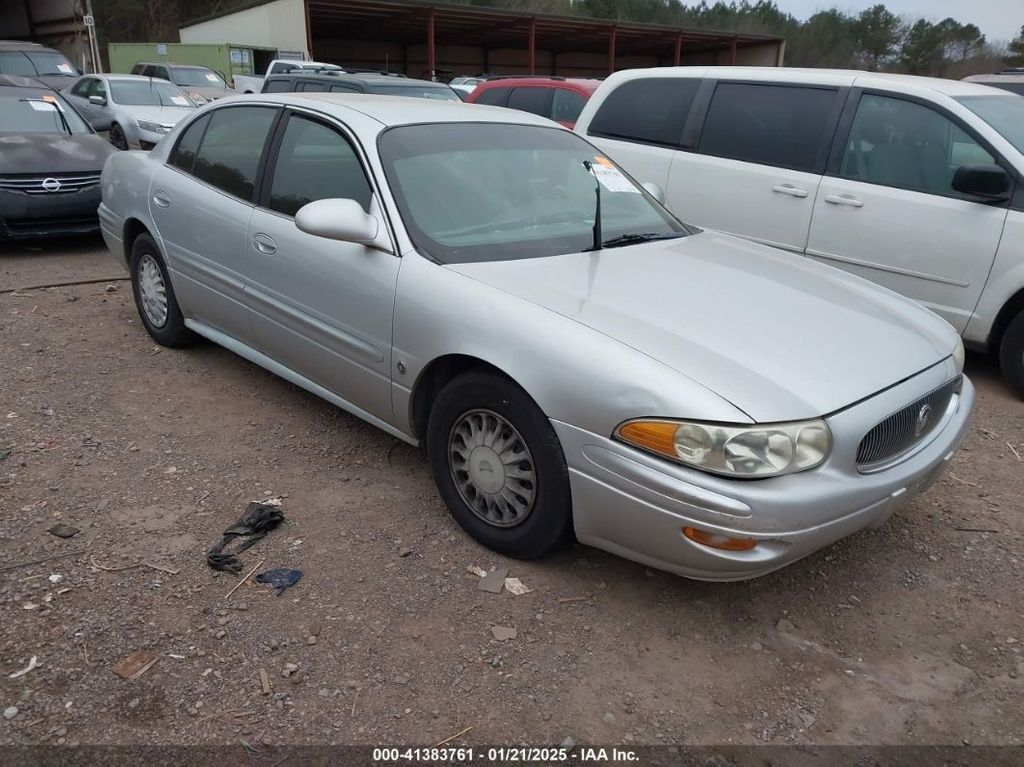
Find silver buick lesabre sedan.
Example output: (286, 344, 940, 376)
(98, 94, 974, 581)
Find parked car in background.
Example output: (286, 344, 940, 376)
(0, 40, 79, 90)
(468, 77, 599, 128)
(576, 67, 1024, 396)
(130, 61, 232, 104)
(963, 71, 1024, 96)
(98, 93, 971, 581)
(0, 75, 115, 239)
(262, 71, 460, 100)
(63, 74, 197, 150)
(449, 76, 484, 96)
(234, 59, 343, 93)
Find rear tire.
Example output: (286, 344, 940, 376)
(129, 233, 195, 348)
(427, 369, 574, 559)
(999, 311, 1024, 399)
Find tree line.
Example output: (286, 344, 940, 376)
(94, 0, 1024, 77)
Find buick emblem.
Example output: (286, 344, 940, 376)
(41, 177, 62, 192)
(914, 403, 932, 437)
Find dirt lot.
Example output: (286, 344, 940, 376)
(1, 236, 1023, 750)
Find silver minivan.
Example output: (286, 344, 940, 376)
(576, 67, 1024, 396)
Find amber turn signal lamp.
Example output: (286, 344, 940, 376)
(617, 420, 678, 458)
(683, 527, 758, 551)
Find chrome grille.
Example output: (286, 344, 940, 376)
(0, 172, 101, 195)
(857, 377, 961, 470)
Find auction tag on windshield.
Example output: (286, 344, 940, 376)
(57, 63, 74, 74)
(170, 96, 189, 106)
(27, 100, 57, 112)
(591, 156, 639, 193)
(41, 95, 65, 111)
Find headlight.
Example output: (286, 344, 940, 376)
(616, 418, 831, 478)
(952, 337, 965, 373)
(137, 119, 170, 134)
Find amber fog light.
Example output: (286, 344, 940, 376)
(683, 526, 757, 551)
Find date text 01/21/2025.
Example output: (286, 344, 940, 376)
(371, 746, 640, 762)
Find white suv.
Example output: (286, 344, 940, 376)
(575, 67, 1024, 396)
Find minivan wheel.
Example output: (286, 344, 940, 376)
(427, 370, 574, 559)
(129, 233, 195, 347)
(999, 311, 1024, 399)
(109, 123, 129, 150)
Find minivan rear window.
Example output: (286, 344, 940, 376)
(587, 77, 699, 147)
(697, 82, 838, 173)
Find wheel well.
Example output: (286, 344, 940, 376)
(990, 288, 1024, 351)
(122, 218, 150, 264)
(410, 355, 511, 441)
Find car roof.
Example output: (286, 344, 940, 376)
(97, 73, 176, 83)
(135, 61, 208, 69)
(478, 77, 600, 92)
(244, 92, 556, 127)
(266, 72, 446, 88)
(965, 73, 1024, 83)
(609, 66, 1003, 98)
(0, 40, 48, 50)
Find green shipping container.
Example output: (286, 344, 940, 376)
(107, 43, 278, 87)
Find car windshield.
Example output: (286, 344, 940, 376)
(381, 85, 461, 101)
(110, 80, 193, 107)
(0, 94, 89, 134)
(170, 67, 225, 88)
(379, 123, 687, 264)
(24, 51, 77, 76)
(956, 95, 1024, 154)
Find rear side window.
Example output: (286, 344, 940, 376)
(330, 84, 359, 92)
(0, 51, 37, 76)
(588, 77, 699, 147)
(130, 64, 144, 75)
(698, 83, 838, 173)
(475, 86, 510, 106)
(169, 114, 210, 173)
(552, 88, 588, 123)
(192, 106, 277, 200)
(263, 79, 292, 93)
(507, 87, 553, 117)
(297, 81, 328, 92)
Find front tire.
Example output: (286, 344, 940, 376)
(109, 122, 129, 150)
(129, 233, 195, 347)
(427, 370, 573, 559)
(999, 310, 1024, 399)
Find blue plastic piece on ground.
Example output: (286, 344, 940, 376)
(255, 568, 303, 595)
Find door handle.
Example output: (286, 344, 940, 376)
(772, 184, 809, 198)
(251, 233, 277, 255)
(824, 194, 864, 208)
(152, 191, 170, 208)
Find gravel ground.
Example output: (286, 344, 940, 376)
(1, 236, 1022, 749)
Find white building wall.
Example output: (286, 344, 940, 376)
(179, 0, 308, 58)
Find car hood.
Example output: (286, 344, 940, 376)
(121, 104, 195, 125)
(446, 231, 957, 422)
(0, 132, 115, 174)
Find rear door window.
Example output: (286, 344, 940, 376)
(587, 77, 699, 147)
(697, 82, 839, 173)
(263, 80, 292, 93)
(507, 87, 553, 117)
(475, 86, 511, 106)
(191, 106, 278, 200)
(169, 114, 210, 173)
(297, 81, 328, 92)
(552, 88, 588, 123)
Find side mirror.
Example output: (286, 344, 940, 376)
(295, 198, 390, 251)
(952, 164, 1010, 201)
(641, 181, 665, 204)
(88, 94, 107, 106)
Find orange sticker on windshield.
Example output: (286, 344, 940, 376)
(593, 156, 615, 168)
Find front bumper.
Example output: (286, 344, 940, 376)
(0, 186, 102, 240)
(558, 359, 974, 581)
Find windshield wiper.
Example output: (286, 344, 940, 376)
(581, 159, 602, 251)
(599, 232, 686, 249)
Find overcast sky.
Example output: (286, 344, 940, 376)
(776, 1, 1024, 43)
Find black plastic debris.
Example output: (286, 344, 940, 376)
(47, 523, 80, 539)
(255, 568, 303, 596)
(206, 502, 284, 573)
